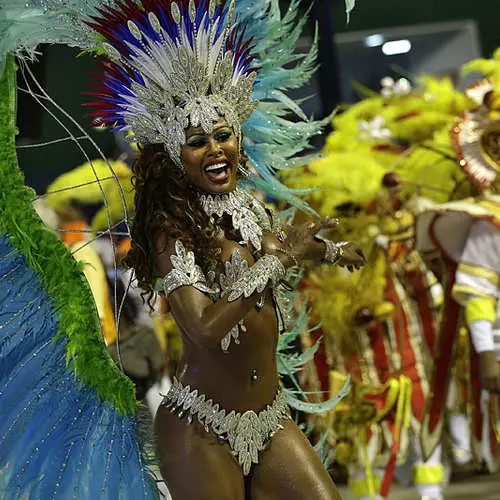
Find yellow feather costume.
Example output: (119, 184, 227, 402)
(47, 159, 134, 344)
(46, 158, 134, 232)
(289, 75, 469, 498)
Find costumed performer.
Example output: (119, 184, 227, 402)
(284, 74, 475, 499)
(92, 2, 365, 498)
(416, 52, 500, 471)
(291, 173, 443, 500)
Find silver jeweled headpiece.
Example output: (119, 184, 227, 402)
(86, 0, 258, 167)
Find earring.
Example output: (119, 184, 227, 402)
(238, 148, 250, 177)
(238, 162, 250, 177)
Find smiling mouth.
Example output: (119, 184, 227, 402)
(203, 162, 231, 184)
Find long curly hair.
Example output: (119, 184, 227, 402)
(123, 144, 218, 305)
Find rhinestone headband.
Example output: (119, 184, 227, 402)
(85, 0, 258, 167)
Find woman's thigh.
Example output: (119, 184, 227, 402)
(155, 406, 245, 500)
(250, 418, 341, 500)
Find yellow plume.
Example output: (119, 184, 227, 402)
(394, 126, 473, 203)
(462, 47, 500, 86)
(46, 159, 134, 231)
(307, 243, 389, 356)
(284, 153, 386, 216)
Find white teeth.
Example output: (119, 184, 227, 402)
(204, 162, 227, 172)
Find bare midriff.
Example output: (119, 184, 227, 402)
(176, 295, 281, 413)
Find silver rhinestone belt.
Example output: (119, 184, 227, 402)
(162, 378, 290, 475)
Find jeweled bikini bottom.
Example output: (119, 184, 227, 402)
(162, 378, 290, 475)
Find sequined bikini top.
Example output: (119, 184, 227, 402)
(153, 191, 292, 352)
(154, 241, 293, 352)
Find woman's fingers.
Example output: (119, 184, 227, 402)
(317, 216, 339, 232)
(322, 217, 339, 229)
(338, 245, 366, 272)
(356, 248, 366, 264)
(355, 247, 366, 259)
(305, 217, 339, 236)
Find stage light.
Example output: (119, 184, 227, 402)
(382, 40, 412, 56)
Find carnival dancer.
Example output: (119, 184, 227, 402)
(0, 0, 363, 498)
(302, 177, 443, 500)
(100, 0, 366, 494)
(416, 57, 500, 471)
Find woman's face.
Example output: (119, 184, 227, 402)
(180, 117, 239, 194)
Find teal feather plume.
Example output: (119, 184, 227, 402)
(0, 0, 113, 74)
(275, 269, 350, 414)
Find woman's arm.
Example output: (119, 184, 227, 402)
(155, 234, 288, 350)
(298, 235, 330, 263)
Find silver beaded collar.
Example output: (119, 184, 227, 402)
(198, 186, 272, 251)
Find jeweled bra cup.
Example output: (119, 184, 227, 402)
(154, 237, 287, 352)
(162, 378, 290, 475)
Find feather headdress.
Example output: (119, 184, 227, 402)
(84, 0, 257, 167)
(453, 50, 500, 191)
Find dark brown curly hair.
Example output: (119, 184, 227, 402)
(123, 144, 219, 305)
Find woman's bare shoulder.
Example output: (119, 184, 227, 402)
(153, 231, 185, 276)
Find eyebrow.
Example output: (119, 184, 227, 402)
(186, 124, 231, 138)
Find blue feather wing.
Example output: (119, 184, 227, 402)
(0, 54, 158, 499)
(0, 236, 158, 499)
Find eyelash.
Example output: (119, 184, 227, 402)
(188, 131, 232, 148)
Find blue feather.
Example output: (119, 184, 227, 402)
(0, 236, 158, 499)
(232, 0, 328, 209)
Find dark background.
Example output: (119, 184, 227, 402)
(330, 0, 498, 56)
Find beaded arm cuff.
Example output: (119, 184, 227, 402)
(222, 254, 286, 302)
(154, 240, 218, 297)
(315, 235, 348, 265)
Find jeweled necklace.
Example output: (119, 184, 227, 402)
(198, 186, 271, 251)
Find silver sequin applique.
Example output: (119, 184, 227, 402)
(222, 253, 286, 302)
(199, 187, 272, 251)
(163, 378, 290, 475)
(315, 235, 348, 265)
(155, 241, 286, 352)
(219, 249, 250, 351)
(156, 240, 219, 297)
(218, 248, 286, 349)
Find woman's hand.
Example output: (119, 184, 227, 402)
(261, 232, 297, 268)
(261, 217, 365, 271)
(337, 242, 366, 272)
(261, 231, 285, 254)
(283, 217, 339, 263)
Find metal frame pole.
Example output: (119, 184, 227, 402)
(311, 0, 341, 117)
